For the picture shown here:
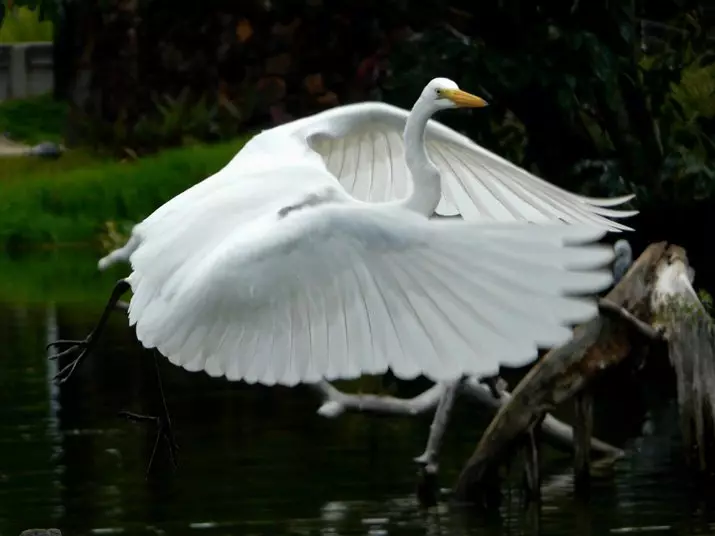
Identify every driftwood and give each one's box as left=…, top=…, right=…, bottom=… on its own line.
left=312, top=375, right=622, bottom=510
left=452, top=241, right=715, bottom=507
left=312, top=378, right=622, bottom=471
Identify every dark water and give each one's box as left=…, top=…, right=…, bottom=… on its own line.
left=2, top=250, right=715, bottom=536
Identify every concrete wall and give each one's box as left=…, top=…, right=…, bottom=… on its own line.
left=0, top=42, right=53, bottom=101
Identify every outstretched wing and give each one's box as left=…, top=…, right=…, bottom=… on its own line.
left=98, top=135, right=336, bottom=270
left=302, top=102, right=636, bottom=230
left=127, top=195, right=615, bottom=386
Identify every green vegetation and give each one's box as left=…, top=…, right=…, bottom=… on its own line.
left=0, top=249, right=122, bottom=304
left=0, top=5, right=53, bottom=43
left=382, top=2, right=714, bottom=208
left=0, top=83, right=251, bottom=256
left=0, top=149, right=103, bottom=181
left=1, top=0, right=712, bottom=256
left=0, top=137, right=251, bottom=254
left=0, top=92, right=97, bottom=181
left=0, top=93, right=69, bottom=144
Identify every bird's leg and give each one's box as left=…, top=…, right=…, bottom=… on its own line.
left=47, top=279, right=131, bottom=384
left=118, top=350, right=178, bottom=476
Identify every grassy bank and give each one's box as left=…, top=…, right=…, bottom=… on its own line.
left=0, top=93, right=104, bottom=182
left=0, top=149, right=104, bottom=181
left=0, top=137, right=251, bottom=253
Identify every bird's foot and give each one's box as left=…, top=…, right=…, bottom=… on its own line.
left=46, top=279, right=130, bottom=385
left=119, top=410, right=179, bottom=476
left=46, top=333, right=96, bottom=384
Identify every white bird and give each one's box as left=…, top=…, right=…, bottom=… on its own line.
left=52, top=78, right=618, bottom=389
left=97, top=77, right=636, bottom=271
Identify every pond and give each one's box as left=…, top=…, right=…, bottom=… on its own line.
left=1, top=248, right=715, bottom=536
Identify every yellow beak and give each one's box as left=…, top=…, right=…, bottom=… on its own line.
left=442, top=89, right=488, bottom=108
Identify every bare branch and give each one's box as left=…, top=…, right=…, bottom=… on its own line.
left=313, top=377, right=622, bottom=459
left=311, top=380, right=445, bottom=418
left=461, top=377, right=622, bottom=456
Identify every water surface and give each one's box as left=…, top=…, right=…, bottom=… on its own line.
left=1, top=250, right=715, bottom=536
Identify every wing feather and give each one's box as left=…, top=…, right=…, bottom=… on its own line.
left=98, top=102, right=634, bottom=272
left=127, top=201, right=614, bottom=385
left=300, top=102, right=635, bottom=230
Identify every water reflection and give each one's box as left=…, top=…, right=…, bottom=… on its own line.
left=1, top=251, right=715, bottom=536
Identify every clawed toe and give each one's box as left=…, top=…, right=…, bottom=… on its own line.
left=119, top=410, right=179, bottom=475
left=46, top=339, right=83, bottom=352
left=53, top=357, right=83, bottom=384
left=47, top=279, right=130, bottom=382
left=47, top=342, right=86, bottom=362
left=48, top=335, right=94, bottom=384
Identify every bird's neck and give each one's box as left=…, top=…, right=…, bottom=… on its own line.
left=401, top=100, right=441, bottom=215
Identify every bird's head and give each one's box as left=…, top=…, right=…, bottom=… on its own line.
left=420, top=78, right=489, bottom=111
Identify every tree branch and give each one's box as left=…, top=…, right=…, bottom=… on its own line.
left=460, top=377, right=621, bottom=456
left=311, top=380, right=445, bottom=418
left=311, top=377, right=622, bottom=460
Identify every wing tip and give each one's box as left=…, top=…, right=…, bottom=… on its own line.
left=584, top=193, right=637, bottom=207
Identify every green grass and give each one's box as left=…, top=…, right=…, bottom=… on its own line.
left=0, top=149, right=105, bottom=181
left=0, top=94, right=104, bottom=181
left=0, top=136, right=252, bottom=254
left=0, top=93, right=69, bottom=144
left=0, top=6, right=53, bottom=43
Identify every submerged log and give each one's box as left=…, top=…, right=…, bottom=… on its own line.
left=453, top=242, right=675, bottom=506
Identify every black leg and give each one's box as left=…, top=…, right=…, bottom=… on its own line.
left=47, top=279, right=131, bottom=384
left=118, top=350, right=179, bottom=476
left=479, top=374, right=503, bottom=399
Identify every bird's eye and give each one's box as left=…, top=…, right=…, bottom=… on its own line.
left=435, top=89, right=443, bottom=97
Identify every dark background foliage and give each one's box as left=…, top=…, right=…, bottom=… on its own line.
left=2, top=0, right=713, bottom=209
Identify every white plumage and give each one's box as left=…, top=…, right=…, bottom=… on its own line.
left=127, top=195, right=613, bottom=385
left=99, top=79, right=636, bottom=271
left=99, top=78, right=630, bottom=386
left=305, top=104, right=636, bottom=227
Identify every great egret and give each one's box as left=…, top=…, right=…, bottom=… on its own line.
left=97, top=77, right=636, bottom=271
left=49, top=78, right=617, bottom=389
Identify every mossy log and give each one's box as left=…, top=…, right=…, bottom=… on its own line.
left=452, top=242, right=693, bottom=507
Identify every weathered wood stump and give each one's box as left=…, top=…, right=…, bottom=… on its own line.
left=650, top=246, right=715, bottom=479
left=452, top=242, right=713, bottom=507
